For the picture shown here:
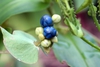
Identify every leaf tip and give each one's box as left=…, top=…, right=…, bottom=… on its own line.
left=0, top=27, right=11, bottom=37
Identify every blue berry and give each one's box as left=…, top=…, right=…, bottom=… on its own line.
left=40, top=15, right=53, bottom=28
left=43, top=27, right=57, bottom=39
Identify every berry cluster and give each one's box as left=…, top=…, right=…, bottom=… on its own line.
left=35, top=14, right=61, bottom=48
left=40, top=15, right=57, bottom=39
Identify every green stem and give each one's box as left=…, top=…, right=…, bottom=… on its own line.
left=47, top=7, right=53, bottom=16
left=57, top=0, right=70, bottom=16
left=98, top=0, right=100, bottom=16
left=81, top=37, right=100, bottom=51
left=63, top=0, right=70, bottom=10
left=92, top=16, right=100, bottom=31
left=89, top=3, right=100, bottom=31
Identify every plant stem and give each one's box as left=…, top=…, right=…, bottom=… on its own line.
left=63, top=0, right=70, bottom=10
left=81, top=37, right=100, bottom=51
left=98, top=0, right=100, bottom=16
left=92, top=16, right=100, bottom=31
left=47, top=7, right=53, bottom=16
left=57, top=0, right=100, bottom=50
left=89, top=3, right=100, bottom=31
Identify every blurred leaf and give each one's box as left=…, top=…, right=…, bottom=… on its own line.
left=16, top=60, right=32, bottom=67
left=74, top=0, right=84, bottom=9
left=0, top=27, right=39, bottom=64
left=15, top=59, right=43, bottom=67
left=74, top=0, right=96, bottom=13
left=53, top=33, right=100, bottom=67
left=75, top=0, right=91, bottom=13
left=5, top=11, right=49, bottom=37
left=0, top=0, right=50, bottom=25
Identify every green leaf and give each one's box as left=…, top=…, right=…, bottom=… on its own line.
left=0, top=27, right=39, bottom=64
left=76, top=0, right=91, bottom=13
left=0, top=0, right=50, bottom=25
left=53, top=33, right=100, bottom=67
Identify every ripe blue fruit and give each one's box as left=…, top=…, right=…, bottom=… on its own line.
left=43, top=27, right=57, bottom=39
left=40, top=15, right=53, bottom=28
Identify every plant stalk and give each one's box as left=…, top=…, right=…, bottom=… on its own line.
left=81, top=37, right=100, bottom=51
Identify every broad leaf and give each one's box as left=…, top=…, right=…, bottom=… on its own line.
left=0, top=0, right=50, bottom=25
left=0, top=27, right=39, bottom=64
left=53, top=33, right=100, bottom=67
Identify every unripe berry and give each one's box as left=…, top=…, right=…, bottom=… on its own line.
left=51, top=36, right=58, bottom=43
left=43, top=27, right=57, bottom=39
left=52, top=14, right=61, bottom=23
left=40, top=15, right=53, bottom=27
left=41, top=39, right=51, bottom=47
left=38, top=33, right=45, bottom=40
left=35, top=27, right=43, bottom=35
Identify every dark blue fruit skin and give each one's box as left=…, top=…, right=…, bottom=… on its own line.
left=40, top=15, right=53, bottom=28
left=43, top=27, right=57, bottom=39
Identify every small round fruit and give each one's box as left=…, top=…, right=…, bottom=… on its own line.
left=38, top=34, right=45, bottom=40
left=52, top=14, right=61, bottom=23
left=35, top=27, right=43, bottom=35
left=43, top=27, right=57, bottom=39
left=51, top=36, right=58, bottom=43
left=41, top=39, right=51, bottom=47
left=40, top=15, right=53, bottom=27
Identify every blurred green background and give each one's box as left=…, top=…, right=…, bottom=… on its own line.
left=0, top=0, right=100, bottom=67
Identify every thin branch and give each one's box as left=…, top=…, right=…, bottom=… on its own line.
left=81, top=37, right=100, bottom=51
left=47, top=7, right=53, bottom=16
left=47, top=1, right=54, bottom=16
